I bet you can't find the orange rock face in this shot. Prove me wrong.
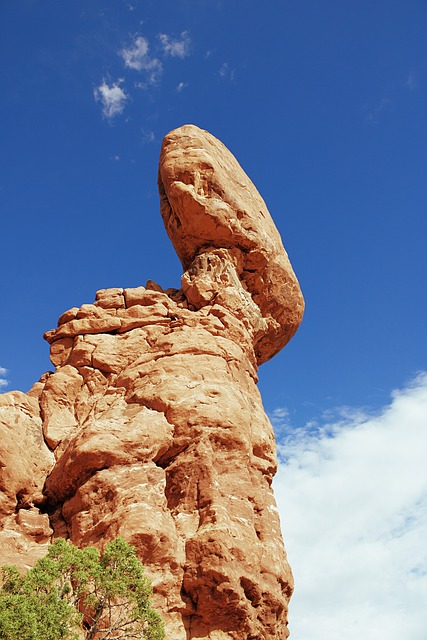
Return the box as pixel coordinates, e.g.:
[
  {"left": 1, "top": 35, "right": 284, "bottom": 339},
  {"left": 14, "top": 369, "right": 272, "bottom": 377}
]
[
  {"left": 159, "top": 125, "right": 304, "bottom": 365},
  {"left": 0, "top": 389, "right": 54, "bottom": 569},
  {"left": 0, "top": 125, "right": 304, "bottom": 639}
]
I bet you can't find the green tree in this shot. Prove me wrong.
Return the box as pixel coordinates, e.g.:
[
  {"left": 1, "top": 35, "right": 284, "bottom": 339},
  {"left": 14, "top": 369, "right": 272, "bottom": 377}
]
[{"left": 0, "top": 537, "right": 164, "bottom": 640}]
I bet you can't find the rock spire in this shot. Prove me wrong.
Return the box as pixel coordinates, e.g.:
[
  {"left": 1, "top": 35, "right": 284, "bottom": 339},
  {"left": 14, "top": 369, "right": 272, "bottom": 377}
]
[{"left": 0, "top": 125, "right": 304, "bottom": 639}]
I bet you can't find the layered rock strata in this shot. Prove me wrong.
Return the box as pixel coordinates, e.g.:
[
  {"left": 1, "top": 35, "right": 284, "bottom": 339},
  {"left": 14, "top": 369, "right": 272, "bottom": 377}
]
[{"left": 0, "top": 125, "right": 304, "bottom": 639}]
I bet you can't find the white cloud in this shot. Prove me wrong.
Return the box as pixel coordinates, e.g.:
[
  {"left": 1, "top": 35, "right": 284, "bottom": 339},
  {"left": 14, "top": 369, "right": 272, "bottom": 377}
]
[
  {"left": 94, "top": 80, "right": 128, "bottom": 119},
  {"left": 269, "top": 406, "right": 290, "bottom": 436},
  {"left": 273, "top": 373, "right": 427, "bottom": 640},
  {"left": 176, "top": 81, "right": 187, "bottom": 92},
  {"left": 120, "top": 35, "right": 162, "bottom": 84},
  {"left": 159, "top": 31, "right": 190, "bottom": 58},
  {"left": 121, "top": 35, "right": 148, "bottom": 68},
  {"left": 0, "top": 366, "right": 8, "bottom": 390}
]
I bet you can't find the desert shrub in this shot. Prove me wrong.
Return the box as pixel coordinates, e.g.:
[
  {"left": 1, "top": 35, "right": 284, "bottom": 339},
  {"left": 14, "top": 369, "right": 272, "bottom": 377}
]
[{"left": 0, "top": 537, "right": 164, "bottom": 640}]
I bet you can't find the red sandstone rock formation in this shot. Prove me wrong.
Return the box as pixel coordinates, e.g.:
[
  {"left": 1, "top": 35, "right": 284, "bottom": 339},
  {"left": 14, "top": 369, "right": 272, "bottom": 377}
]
[{"left": 0, "top": 125, "right": 304, "bottom": 639}]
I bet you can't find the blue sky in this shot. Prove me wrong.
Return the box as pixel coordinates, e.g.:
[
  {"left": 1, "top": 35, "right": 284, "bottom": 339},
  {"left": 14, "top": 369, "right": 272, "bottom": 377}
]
[{"left": 1, "top": 1, "right": 426, "bottom": 637}]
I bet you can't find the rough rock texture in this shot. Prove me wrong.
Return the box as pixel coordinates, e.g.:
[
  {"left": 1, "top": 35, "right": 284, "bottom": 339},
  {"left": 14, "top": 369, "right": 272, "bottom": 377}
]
[
  {"left": 0, "top": 125, "right": 304, "bottom": 639},
  {"left": 159, "top": 125, "right": 303, "bottom": 365},
  {"left": 0, "top": 390, "right": 54, "bottom": 569}
]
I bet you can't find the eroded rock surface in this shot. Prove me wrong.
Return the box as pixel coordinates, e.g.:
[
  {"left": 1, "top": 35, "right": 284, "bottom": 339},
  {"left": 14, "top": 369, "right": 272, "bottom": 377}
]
[
  {"left": 159, "top": 125, "right": 304, "bottom": 364},
  {"left": 0, "top": 390, "right": 54, "bottom": 569},
  {"left": 0, "top": 125, "right": 303, "bottom": 639}
]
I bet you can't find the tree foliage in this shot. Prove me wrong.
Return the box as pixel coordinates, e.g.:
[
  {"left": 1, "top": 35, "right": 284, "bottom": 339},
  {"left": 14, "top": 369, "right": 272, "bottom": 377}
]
[{"left": 0, "top": 537, "right": 164, "bottom": 640}]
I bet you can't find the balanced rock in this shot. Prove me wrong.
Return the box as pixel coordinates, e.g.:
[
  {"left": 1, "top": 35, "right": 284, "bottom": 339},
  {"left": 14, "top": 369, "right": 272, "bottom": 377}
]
[
  {"left": 159, "top": 125, "right": 303, "bottom": 364},
  {"left": 0, "top": 125, "right": 304, "bottom": 639}
]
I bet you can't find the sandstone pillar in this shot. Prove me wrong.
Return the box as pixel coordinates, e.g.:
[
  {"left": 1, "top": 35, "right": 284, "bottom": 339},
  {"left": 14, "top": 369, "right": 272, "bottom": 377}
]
[{"left": 0, "top": 125, "right": 304, "bottom": 639}]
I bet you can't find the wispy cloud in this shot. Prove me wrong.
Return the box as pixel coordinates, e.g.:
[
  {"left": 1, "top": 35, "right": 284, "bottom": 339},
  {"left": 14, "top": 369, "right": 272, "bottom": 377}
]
[
  {"left": 120, "top": 35, "right": 162, "bottom": 84},
  {"left": 269, "top": 406, "right": 290, "bottom": 435},
  {"left": 363, "top": 97, "right": 392, "bottom": 124},
  {"left": 219, "top": 62, "right": 229, "bottom": 77},
  {"left": 0, "top": 366, "right": 8, "bottom": 390},
  {"left": 405, "top": 71, "right": 417, "bottom": 90},
  {"left": 176, "top": 81, "right": 187, "bottom": 92},
  {"left": 94, "top": 80, "right": 128, "bottom": 119},
  {"left": 274, "top": 372, "right": 427, "bottom": 640},
  {"left": 95, "top": 31, "right": 191, "bottom": 121},
  {"left": 141, "top": 128, "right": 155, "bottom": 144},
  {"left": 219, "top": 62, "right": 235, "bottom": 81},
  {"left": 159, "top": 31, "right": 191, "bottom": 58}
]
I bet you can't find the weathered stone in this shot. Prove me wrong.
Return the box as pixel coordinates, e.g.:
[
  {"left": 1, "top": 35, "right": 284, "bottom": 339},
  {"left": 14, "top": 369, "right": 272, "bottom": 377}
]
[
  {"left": 49, "top": 337, "right": 73, "bottom": 367},
  {"left": 159, "top": 124, "right": 304, "bottom": 364},
  {"left": 0, "top": 392, "right": 54, "bottom": 516},
  {"left": 123, "top": 285, "right": 147, "bottom": 307},
  {"left": 58, "top": 307, "right": 79, "bottom": 326},
  {"left": 0, "top": 391, "right": 54, "bottom": 569},
  {"left": 40, "top": 365, "right": 83, "bottom": 450},
  {"left": 47, "top": 315, "right": 122, "bottom": 342},
  {"left": 16, "top": 508, "right": 53, "bottom": 543},
  {"left": 95, "top": 287, "right": 125, "bottom": 309},
  {"left": 0, "top": 125, "right": 304, "bottom": 638},
  {"left": 76, "top": 303, "right": 103, "bottom": 319}
]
